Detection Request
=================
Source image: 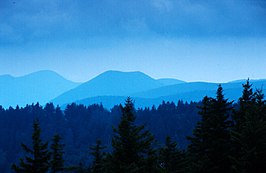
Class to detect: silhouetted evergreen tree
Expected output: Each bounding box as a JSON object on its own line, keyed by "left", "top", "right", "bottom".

{"left": 50, "top": 134, "right": 64, "bottom": 173}
{"left": 75, "top": 162, "right": 89, "bottom": 173}
{"left": 187, "top": 85, "right": 232, "bottom": 173}
{"left": 0, "top": 100, "right": 199, "bottom": 172}
{"left": 12, "top": 119, "right": 51, "bottom": 173}
{"left": 89, "top": 140, "right": 106, "bottom": 173}
{"left": 232, "top": 79, "right": 255, "bottom": 129}
{"left": 231, "top": 81, "right": 266, "bottom": 173}
{"left": 187, "top": 96, "right": 212, "bottom": 172}
{"left": 109, "top": 97, "right": 156, "bottom": 173}
{"left": 159, "top": 136, "right": 188, "bottom": 173}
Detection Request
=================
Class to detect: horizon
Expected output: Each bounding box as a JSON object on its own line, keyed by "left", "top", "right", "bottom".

{"left": 0, "top": 0, "right": 266, "bottom": 82}
{"left": 0, "top": 69, "right": 265, "bottom": 84}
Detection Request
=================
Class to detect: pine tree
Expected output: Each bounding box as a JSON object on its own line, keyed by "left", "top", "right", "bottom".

{"left": 12, "top": 119, "right": 51, "bottom": 173}
{"left": 187, "top": 85, "right": 232, "bottom": 173}
{"left": 76, "top": 162, "right": 89, "bottom": 173}
{"left": 90, "top": 139, "right": 106, "bottom": 173}
{"left": 187, "top": 96, "right": 213, "bottom": 173}
{"left": 231, "top": 81, "right": 266, "bottom": 173}
{"left": 50, "top": 134, "right": 64, "bottom": 173}
{"left": 110, "top": 97, "right": 156, "bottom": 173}
{"left": 233, "top": 79, "right": 255, "bottom": 129}
{"left": 159, "top": 136, "right": 188, "bottom": 173}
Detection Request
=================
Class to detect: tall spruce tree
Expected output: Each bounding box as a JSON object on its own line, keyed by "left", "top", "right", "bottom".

{"left": 50, "top": 134, "right": 64, "bottom": 173}
{"left": 159, "top": 136, "right": 188, "bottom": 173}
{"left": 231, "top": 81, "right": 266, "bottom": 173}
{"left": 187, "top": 85, "right": 232, "bottom": 173}
{"left": 90, "top": 140, "right": 105, "bottom": 173}
{"left": 233, "top": 79, "right": 255, "bottom": 129}
{"left": 110, "top": 97, "right": 156, "bottom": 173}
{"left": 187, "top": 96, "right": 213, "bottom": 172}
{"left": 12, "top": 119, "right": 51, "bottom": 173}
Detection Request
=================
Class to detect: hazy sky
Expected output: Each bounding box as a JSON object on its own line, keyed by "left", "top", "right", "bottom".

{"left": 0, "top": 0, "right": 266, "bottom": 82}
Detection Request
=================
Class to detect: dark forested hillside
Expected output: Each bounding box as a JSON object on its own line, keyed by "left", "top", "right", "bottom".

{"left": 0, "top": 100, "right": 199, "bottom": 173}
{"left": 2, "top": 80, "right": 266, "bottom": 173}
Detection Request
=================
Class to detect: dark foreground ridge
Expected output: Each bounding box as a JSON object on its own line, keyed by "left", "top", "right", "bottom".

{"left": 0, "top": 80, "right": 265, "bottom": 173}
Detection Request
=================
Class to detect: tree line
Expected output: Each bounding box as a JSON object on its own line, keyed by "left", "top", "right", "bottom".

{"left": 10, "top": 80, "right": 266, "bottom": 173}
{"left": 0, "top": 98, "right": 198, "bottom": 172}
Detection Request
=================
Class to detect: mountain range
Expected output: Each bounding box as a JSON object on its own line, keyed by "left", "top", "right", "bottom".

{"left": 0, "top": 70, "right": 265, "bottom": 108}
{"left": 0, "top": 70, "right": 80, "bottom": 107}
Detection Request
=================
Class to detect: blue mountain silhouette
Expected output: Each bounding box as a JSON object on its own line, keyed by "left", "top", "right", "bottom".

{"left": 0, "top": 70, "right": 79, "bottom": 107}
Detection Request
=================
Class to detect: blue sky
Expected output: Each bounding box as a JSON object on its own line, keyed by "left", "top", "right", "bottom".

{"left": 0, "top": 0, "right": 266, "bottom": 82}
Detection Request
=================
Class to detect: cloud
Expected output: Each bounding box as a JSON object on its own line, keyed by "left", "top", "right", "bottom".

{"left": 146, "top": 0, "right": 266, "bottom": 37}
{"left": 0, "top": 0, "right": 266, "bottom": 45}
{"left": 151, "top": 0, "right": 174, "bottom": 11}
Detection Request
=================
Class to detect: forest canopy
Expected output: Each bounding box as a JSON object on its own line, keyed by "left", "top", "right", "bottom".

{"left": 0, "top": 80, "right": 265, "bottom": 173}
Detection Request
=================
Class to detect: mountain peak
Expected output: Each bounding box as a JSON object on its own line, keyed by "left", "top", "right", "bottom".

{"left": 90, "top": 70, "right": 156, "bottom": 83}
{"left": 22, "top": 70, "right": 64, "bottom": 78}
{"left": 99, "top": 70, "right": 148, "bottom": 77}
{"left": 0, "top": 70, "right": 80, "bottom": 108}
{"left": 52, "top": 70, "right": 164, "bottom": 105}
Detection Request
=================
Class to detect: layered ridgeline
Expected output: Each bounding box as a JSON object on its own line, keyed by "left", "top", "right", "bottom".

{"left": 52, "top": 70, "right": 186, "bottom": 107}
{"left": 52, "top": 70, "right": 170, "bottom": 105}
{"left": 1, "top": 70, "right": 266, "bottom": 108}
{"left": 0, "top": 70, "right": 80, "bottom": 107}
{"left": 52, "top": 70, "right": 266, "bottom": 108}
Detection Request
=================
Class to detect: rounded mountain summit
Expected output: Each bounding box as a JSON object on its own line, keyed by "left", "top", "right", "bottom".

{"left": 52, "top": 70, "right": 184, "bottom": 106}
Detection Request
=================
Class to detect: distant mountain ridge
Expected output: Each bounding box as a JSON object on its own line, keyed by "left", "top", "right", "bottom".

{"left": 132, "top": 80, "right": 266, "bottom": 99}
{"left": 0, "top": 70, "right": 265, "bottom": 108}
{"left": 0, "top": 70, "right": 80, "bottom": 107}
{"left": 53, "top": 70, "right": 266, "bottom": 109}
{"left": 52, "top": 70, "right": 165, "bottom": 105}
{"left": 228, "top": 79, "right": 266, "bottom": 83}
{"left": 157, "top": 78, "right": 185, "bottom": 85}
